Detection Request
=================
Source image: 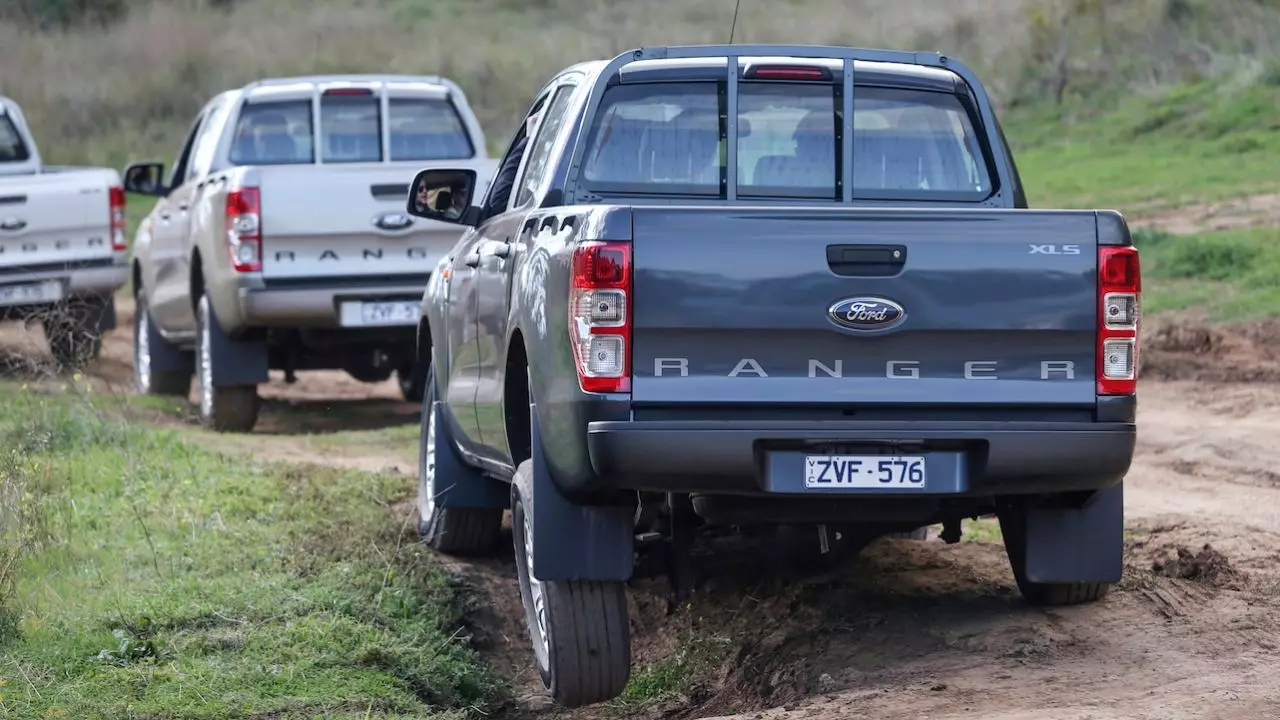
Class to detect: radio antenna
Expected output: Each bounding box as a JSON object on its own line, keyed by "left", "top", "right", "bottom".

{"left": 727, "top": 0, "right": 742, "bottom": 43}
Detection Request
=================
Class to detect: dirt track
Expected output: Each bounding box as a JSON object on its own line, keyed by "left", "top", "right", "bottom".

{"left": 4, "top": 299, "right": 1280, "bottom": 719}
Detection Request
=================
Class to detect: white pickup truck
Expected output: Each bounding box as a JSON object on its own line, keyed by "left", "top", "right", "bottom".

{"left": 123, "top": 75, "right": 497, "bottom": 431}
{"left": 0, "top": 96, "right": 128, "bottom": 368}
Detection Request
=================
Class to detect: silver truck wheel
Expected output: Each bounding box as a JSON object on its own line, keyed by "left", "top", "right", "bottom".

{"left": 416, "top": 360, "right": 502, "bottom": 554}
{"left": 512, "top": 461, "right": 631, "bottom": 708}
{"left": 133, "top": 292, "right": 191, "bottom": 397}
{"left": 195, "top": 295, "right": 259, "bottom": 433}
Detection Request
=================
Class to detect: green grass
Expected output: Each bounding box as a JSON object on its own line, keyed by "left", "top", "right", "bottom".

{"left": 1134, "top": 226, "right": 1280, "bottom": 321}
{"left": 0, "top": 384, "right": 502, "bottom": 719}
{"left": 1010, "top": 80, "right": 1280, "bottom": 212}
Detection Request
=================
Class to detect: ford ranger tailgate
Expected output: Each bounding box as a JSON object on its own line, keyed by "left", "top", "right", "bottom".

{"left": 253, "top": 164, "right": 489, "bottom": 281}
{"left": 0, "top": 171, "right": 116, "bottom": 270}
{"left": 630, "top": 207, "right": 1101, "bottom": 407}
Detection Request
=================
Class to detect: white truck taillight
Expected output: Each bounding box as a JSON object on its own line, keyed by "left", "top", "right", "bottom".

{"left": 569, "top": 240, "right": 632, "bottom": 394}
{"left": 109, "top": 186, "right": 127, "bottom": 252}
{"left": 1097, "top": 245, "right": 1140, "bottom": 395}
{"left": 225, "top": 188, "right": 262, "bottom": 273}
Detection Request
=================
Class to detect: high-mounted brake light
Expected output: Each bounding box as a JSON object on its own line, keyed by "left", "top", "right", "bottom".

{"left": 225, "top": 188, "right": 262, "bottom": 273}
{"left": 323, "top": 87, "right": 373, "bottom": 96}
{"left": 569, "top": 240, "right": 631, "bottom": 394}
{"left": 1097, "top": 245, "right": 1140, "bottom": 395}
{"left": 109, "top": 186, "right": 127, "bottom": 252}
{"left": 748, "top": 65, "right": 829, "bottom": 80}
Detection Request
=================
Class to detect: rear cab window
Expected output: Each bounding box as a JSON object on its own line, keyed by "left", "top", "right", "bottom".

{"left": 581, "top": 66, "right": 995, "bottom": 202}
{"left": 228, "top": 86, "right": 475, "bottom": 166}
{"left": 0, "top": 114, "right": 31, "bottom": 163}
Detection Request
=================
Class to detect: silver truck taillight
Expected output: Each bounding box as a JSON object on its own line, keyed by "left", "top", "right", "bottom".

{"left": 225, "top": 188, "right": 262, "bottom": 273}
{"left": 568, "top": 241, "right": 632, "bottom": 394}
{"left": 1097, "top": 246, "right": 1140, "bottom": 395}
{"left": 109, "top": 186, "right": 127, "bottom": 252}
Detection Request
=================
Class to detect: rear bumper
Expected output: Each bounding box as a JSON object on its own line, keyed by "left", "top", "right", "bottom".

{"left": 0, "top": 259, "right": 127, "bottom": 320}
{"left": 211, "top": 275, "right": 430, "bottom": 334}
{"left": 586, "top": 419, "right": 1135, "bottom": 497}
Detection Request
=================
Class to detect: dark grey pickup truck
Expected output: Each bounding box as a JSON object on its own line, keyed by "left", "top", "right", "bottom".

{"left": 405, "top": 44, "right": 1140, "bottom": 707}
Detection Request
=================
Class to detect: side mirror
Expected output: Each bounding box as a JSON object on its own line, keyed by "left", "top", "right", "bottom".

{"left": 122, "top": 162, "right": 166, "bottom": 197}
{"left": 407, "top": 168, "right": 478, "bottom": 225}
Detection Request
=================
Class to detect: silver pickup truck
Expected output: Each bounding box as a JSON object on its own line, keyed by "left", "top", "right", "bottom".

{"left": 0, "top": 95, "right": 127, "bottom": 369}
{"left": 122, "top": 75, "right": 497, "bottom": 432}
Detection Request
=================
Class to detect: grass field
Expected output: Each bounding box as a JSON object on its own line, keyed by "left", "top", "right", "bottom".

{"left": 0, "top": 385, "right": 500, "bottom": 719}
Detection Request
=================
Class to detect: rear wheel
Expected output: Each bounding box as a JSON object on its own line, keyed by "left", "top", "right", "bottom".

{"left": 195, "top": 294, "right": 260, "bottom": 432}
{"left": 416, "top": 360, "right": 502, "bottom": 554}
{"left": 133, "top": 292, "right": 191, "bottom": 397}
{"left": 397, "top": 362, "right": 426, "bottom": 403}
{"left": 512, "top": 460, "right": 631, "bottom": 708}
{"left": 998, "top": 503, "right": 1112, "bottom": 606}
{"left": 45, "top": 297, "right": 106, "bottom": 370}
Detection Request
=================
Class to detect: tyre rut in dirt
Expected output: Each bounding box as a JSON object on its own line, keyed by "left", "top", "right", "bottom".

{"left": 195, "top": 294, "right": 259, "bottom": 433}
{"left": 416, "top": 360, "right": 502, "bottom": 554}
{"left": 133, "top": 292, "right": 191, "bottom": 397}
{"left": 998, "top": 501, "right": 1113, "bottom": 606}
{"left": 512, "top": 461, "right": 631, "bottom": 708}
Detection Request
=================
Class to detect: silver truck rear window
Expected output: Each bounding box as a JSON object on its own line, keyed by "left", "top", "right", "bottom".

{"left": 582, "top": 81, "right": 993, "bottom": 200}
{"left": 0, "top": 115, "right": 31, "bottom": 163}
{"left": 228, "top": 96, "right": 473, "bottom": 166}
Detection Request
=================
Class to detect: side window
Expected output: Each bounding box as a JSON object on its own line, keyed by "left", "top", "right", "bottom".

{"left": 512, "top": 85, "right": 576, "bottom": 209}
{"left": 478, "top": 90, "right": 551, "bottom": 217}
{"left": 167, "top": 113, "right": 205, "bottom": 190}
{"left": 188, "top": 97, "right": 230, "bottom": 180}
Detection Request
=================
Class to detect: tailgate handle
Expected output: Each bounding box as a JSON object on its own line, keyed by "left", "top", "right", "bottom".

{"left": 826, "top": 244, "right": 907, "bottom": 277}
{"left": 0, "top": 217, "right": 26, "bottom": 231}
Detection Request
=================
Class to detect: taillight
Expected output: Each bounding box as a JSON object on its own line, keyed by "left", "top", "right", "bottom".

{"left": 568, "top": 241, "right": 631, "bottom": 394}
{"left": 1097, "top": 245, "right": 1140, "bottom": 395}
{"left": 226, "top": 188, "right": 262, "bottom": 273}
{"left": 109, "top": 186, "right": 127, "bottom": 252}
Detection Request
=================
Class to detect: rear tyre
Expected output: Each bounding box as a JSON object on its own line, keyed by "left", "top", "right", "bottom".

{"left": 512, "top": 460, "right": 631, "bottom": 708}
{"left": 398, "top": 362, "right": 427, "bottom": 403}
{"left": 45, "top": 297, "right": 106, "bottom": 370}
{"left": 195, "top": 294, "right": 260, "bottom": 433}
{"left": 133, "top": 291, "right": 192, "bottom": 397}
{"left": 998, "top": 503, "right": 1112, "bottom": 606}
{"left": 416, "top": 360, "right": 502, "bottom": 554}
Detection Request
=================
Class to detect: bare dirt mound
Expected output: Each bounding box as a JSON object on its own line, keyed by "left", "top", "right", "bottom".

{"left": 1141, "top": 313, "right": 1280, "bottom": 383}
{"left": 1131, "top": 193, "right": 1280, "bottom": 235}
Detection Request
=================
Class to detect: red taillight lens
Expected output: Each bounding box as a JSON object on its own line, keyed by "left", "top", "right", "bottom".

{"left": 225, "top": 188, "right": 262, "bottom": 273}
{"left": 569, "top": 241, "right": 631, "bottom": 394}
{"left": 109, "top": 186, "right": 127, "bottom": 252}
{"left": 1097, "top": 245, "right": 1140, "bottom": 396}
{"left": 323, "top": 87, "right": 373, "bottom": 96}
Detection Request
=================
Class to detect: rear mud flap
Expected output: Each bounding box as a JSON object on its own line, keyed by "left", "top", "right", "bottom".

{"left": 431, "top": 400, "right": 508, "bottom": 510}
{"left": 141, "top": 298, "right": 191, "bottom": 374}
{"left": 206, "top": 300, "right": 268, "bottom": 388}
{"left": 1023, "top": 482, "right": 1124, "bottom": 584}
{"left": 95, "top": 296, "right": 118, "bottom": 333}
{"left": 516, "top": 405, "right": 633, "bottom": 582}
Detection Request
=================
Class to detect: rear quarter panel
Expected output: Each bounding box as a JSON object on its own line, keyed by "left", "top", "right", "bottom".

{"left": 510, "top": 205, "right": 633, "bottom": 495}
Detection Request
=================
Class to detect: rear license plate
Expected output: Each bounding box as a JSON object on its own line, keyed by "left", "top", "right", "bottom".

{"left": 804, "top": 455, "right": 927, "bottom": 490}
{"left": 358, "top": 301, "right": 419, "bottom": 326}
{"left": 0, "top": 280, "right": 63, "bottom": 307}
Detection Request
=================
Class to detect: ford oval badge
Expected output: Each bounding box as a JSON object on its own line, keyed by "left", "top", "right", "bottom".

{"left": 828, "top": 296, "right": 906, "bottom": 331}
{"left": 373, "top": 212, "right": 414, "bottom": 231}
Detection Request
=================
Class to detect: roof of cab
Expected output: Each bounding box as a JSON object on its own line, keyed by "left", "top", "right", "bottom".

{"left": 240, "top": 74, "right": 463, "bottom": 101}
{"left": 563, "top": 56, "right": 962, "bottom": 94}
